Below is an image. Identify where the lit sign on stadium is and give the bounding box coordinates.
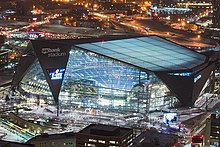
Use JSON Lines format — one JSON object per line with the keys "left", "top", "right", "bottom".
{"left": 49, "top": 68, "right": 65, "bottom": 80}
{"left": 194, "top": 74, "right": 202, "bottom": 83}
{"left": 169, "top": 72, "right": 192, "bottom": 76}
{"left": 41, "top": 47, "right": 67, "bottom": 57}
{"left": 163, "top": 113, "right": 177, "bottom": 124}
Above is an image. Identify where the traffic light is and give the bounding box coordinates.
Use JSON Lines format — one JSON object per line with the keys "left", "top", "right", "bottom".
{"left": 153, "top": 12, "right": 158, "bottom": 17}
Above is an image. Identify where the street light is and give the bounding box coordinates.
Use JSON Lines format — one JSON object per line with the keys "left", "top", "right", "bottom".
{"left": 181, "top": 21, "right": 185, "bottom": 27}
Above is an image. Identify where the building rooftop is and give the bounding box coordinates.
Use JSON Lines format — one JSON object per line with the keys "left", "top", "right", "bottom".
{"left": 75, "top": 36, "right": 206, "bottom": 71}
{"left": 0, "top": 140, "right": 34, "bottom": 147}
{"left": 29, "top": 132, "right": 75, "bottom": 142}
{"left": 77, "top": 124, "right": 132, "bottom": 137}
{"left": 133, "top": 130, "right": 178, "bottom": 147}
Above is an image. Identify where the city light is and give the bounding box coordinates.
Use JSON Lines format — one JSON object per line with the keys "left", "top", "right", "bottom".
{"left": 0, "top": 0, "right": 219, "bottom": 146}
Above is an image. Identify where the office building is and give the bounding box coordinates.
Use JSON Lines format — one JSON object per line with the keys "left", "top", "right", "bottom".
{"left": 212, "top": 0, "right": 220, "bottom": 27}
{"left": 204, "top": 113, "right": 220, "bottom": 146}
{"left": 76, "top": 124, "right": 133, "bottom": 147}
{"left": 133, "top": 130, "right": 178, "bottom": 147}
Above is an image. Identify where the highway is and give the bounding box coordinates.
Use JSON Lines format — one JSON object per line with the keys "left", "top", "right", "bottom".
{"left": 0, "top": 14, "right": 60, "bottom": 37}
{"left": 94, "top": 12, "right": 216, "bottom": 49}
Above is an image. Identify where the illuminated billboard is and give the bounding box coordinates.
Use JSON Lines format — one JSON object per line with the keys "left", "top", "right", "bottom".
{"left": 163, "top": 113, "right": 177, "bottom": 124}
{"left": 48, "top": 68, "right": 65, "bottom": 80}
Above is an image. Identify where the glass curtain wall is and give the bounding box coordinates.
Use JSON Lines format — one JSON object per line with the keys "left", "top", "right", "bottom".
{"left": 19, "top": 48, "right": 178, "bottom": 112}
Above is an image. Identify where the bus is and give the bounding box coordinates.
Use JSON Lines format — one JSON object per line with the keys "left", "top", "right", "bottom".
{"left": 191, "top": 135, "right": 204, "bottom": 147}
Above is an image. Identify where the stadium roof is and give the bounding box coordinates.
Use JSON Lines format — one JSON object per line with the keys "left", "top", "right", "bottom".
{"left": 75, "top": 36, "right": 207, "bottom": 72}
{"left": 0, "top": 50, "right": 9, "bottom": 56}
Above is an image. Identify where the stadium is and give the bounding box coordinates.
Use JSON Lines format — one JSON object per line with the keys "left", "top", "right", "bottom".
{"left": 12, "top": 35, "right": 217, "bottom": 113}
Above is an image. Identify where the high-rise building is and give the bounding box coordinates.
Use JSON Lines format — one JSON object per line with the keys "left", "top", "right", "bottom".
{"left": 16, "top": 0, "right": 33, "bottom": 15}
{"left": 76, "top": 124, "right": 133, "bottom": 147}
{"left": 204, "top": 114, "right": 220, "bottom": 146}
{"left": 212, "top": 0, "right": 220, "bottom": 27}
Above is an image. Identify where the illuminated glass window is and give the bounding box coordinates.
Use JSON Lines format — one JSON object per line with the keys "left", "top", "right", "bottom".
{"left": 87, "top": 144, "right": 95, "bottom": 147}
{"left": 89, "top": 139, "right": 97, "bottom": 142}
{"left": 98, "top": 140, "right": 106, "bottom": 144}
{"left": 110, "top": 141, "right": 115, "bottom": 144}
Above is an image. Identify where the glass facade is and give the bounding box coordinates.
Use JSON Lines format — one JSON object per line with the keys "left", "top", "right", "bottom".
{"left": 19, "top": 48, "right": 179, "bottom": 113}
{"left": 76, "top": 36, "right": 206, "bottom": 71}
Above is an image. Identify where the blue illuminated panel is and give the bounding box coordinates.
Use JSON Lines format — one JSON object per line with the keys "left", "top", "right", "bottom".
{"left": 163, "top": 113, "right": 177, "bottom": 124}
{"left": 169, "top": 72, "right": 192, "bottom": 76}
{"left": 49, "top": 68, "right": 65, "bottom": 80}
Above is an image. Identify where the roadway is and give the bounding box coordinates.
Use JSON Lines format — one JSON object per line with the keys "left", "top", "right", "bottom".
{"left": 0, "top": 14, "right": 60, "bottom": 37}
{"left": 101, "top": 13, "right": 216, "bottom": 49}
{"left": 124, "top": 18, "right": 215, "bottom": 48}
